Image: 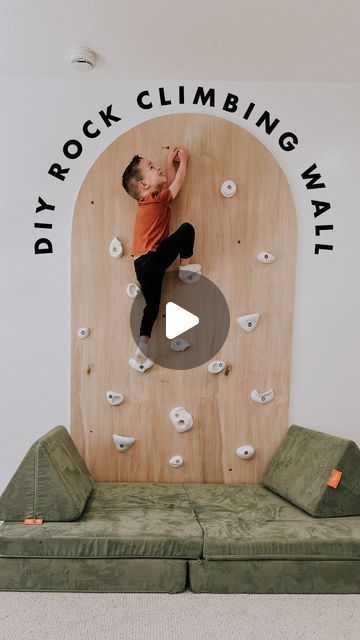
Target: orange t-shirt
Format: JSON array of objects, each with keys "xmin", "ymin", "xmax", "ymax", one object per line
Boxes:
[{"xmin": 131, "ymin": 188, "xmax": 173, "ymax": 257}]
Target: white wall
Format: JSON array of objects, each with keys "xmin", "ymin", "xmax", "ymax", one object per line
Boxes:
[{"xmin": 1, "ymin": 79, "xmax": 359, "ymax": 493}]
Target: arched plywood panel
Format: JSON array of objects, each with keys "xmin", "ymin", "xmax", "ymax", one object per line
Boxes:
[{"xmin": 71, "ymin": 113, "xmax": 297, "ymax": 483}]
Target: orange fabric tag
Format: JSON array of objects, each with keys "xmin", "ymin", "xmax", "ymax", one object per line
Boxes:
[
  {"xmin": 23, "ymin": 518, "xmax": 44, "ymax": 525},
  {"xmin": 327, "ymin": 469, "xmax": 343, "ymax": 489}
]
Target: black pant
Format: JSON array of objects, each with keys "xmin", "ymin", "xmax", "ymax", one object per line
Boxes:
[{"xmin": 134, "ymin": 222, "xmax": 195, "ymax": 338}]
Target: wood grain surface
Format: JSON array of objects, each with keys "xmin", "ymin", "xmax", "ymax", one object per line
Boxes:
[{"xmin": 71, "ymin": 113, "xmax": 297, "ymax": 483}]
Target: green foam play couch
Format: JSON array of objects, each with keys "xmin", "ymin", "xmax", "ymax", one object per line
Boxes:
[{"xmin": 0, "ymin": 424, "xmax": 359, "ymax": 593}]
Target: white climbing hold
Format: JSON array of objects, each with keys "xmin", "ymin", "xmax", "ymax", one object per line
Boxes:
[
  {"xmin": 221, "ymin": 180, "xmax": 237, "ymax": 198},
  {"xmin": 126, "ymin": 283, "xmax": 142, "ymax": 298},
  {"xmin": 170, "ymin": 338, "xmax": 190, "ymax": 351},
  {"xmin": 106, "ymin": 391, "xmax": 124, "ymax": 406},
  {"xmin": 129, "ymin": 358, "xmax": 154, "ymax": 373},
  {"xmin": 169, "ymin": 455, "xmax": 184, "ymax": 468},
  {"xmin": 178, "ymin": 264, "xmax": 202, "ymax": 284},
  {"xmin": 77, "ymin": 327, "xmax": 90, "ymax": 339},
  {"xmin": 112, "ymin": 434, "xmax": 135, "ymax": 453},
  {"xmin": 236, "ymin": 445, "xmax": 255, "ymax": 460},
  {"xmin": 251, "ymin": 388, "xmax": 274, "ymax": 404},
  {"xmin": 170, "ymin": 407, "xmax": 193, "ymax": 432},
  {"xmin": 236, "ymin": 313, "xmax": 260, "ymax": 333},
  {"xmin": 109, "ymin": 236, "xmax": 124, "ymax": 258},
  {"xmin": 208, "ymin": 360, "xmax": 226, "ymax": 374},
  {"xmin": 257, "ymin": 251, "xmax": 276, "ymax": 264}
]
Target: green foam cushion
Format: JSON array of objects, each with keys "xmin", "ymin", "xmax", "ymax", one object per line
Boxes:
[
  {"xmin": 261, "ymin": 425, "xmax": 360, "ymax": 517},
  {"xmin": 0, "ymin": 483, "xmax": 203, "ymax": 559},
  {"xmin": 0, "ymin": 426, "xmax": 93, "ymax": 522},
  {"xmin": 184, "ymin": 483, "xmax": 360, "ymax": 559}
]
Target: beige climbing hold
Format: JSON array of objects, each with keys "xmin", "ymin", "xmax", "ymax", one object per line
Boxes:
[
  {"xmin": 169, "ymin": 455, "xmax": 184, "ymax": 468},
  {"xmin": 178, "ymin": 264, "xmax": 202, "ymax": 284},
  {"xmin": 129, "ymin": 358, "xmax": 154, "ymax": 373},
  {"xmin": 77, "ymin": 327, "xmax": 90, "ymax": 339},
  {"xmin": 109, "ymin": 236, "xmax": 124, "ymax": 258},
  {"xmin": 112, "ymin": 434, "xmax": 135, "ymax": 453},
  {"xmin": 170, "ymin": 338, "xmax": 190, "ymax": 351},
  {"xmin": 251, "ymin": 388, "xmax": 274, "ymax": 404},
  {"xmin": 208, "ymin": 360, "xmax": 226, "ymax": 374},
  {"xmin": 221, "ymin": 180, "xmax": 237, "ymax": 198},
  {"xmin": 236, "ymin": 445, "xmax": 255, "ymax": 460},
  {"xmin": 257, "ymin": 251, "xmax": 276, "ymax": 264},
  {"xmin": 170, "ymin": 407, "xmax": 193, "ymax": 432},
  {"xmin": 236, "ymin": 313, "xmax": 260, "ymax": 333},
  {"xmin": 106, "ymin": 391, "xmax": 124, "ymax": 406},
  {"xmin": 126, "ymin": 283, "xmax": 142, "ymax": 298}
]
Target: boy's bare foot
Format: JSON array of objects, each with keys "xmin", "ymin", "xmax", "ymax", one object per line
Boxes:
[{"xmin": 134, "ymin": 345, "xmax": 148, "ymax": 363}]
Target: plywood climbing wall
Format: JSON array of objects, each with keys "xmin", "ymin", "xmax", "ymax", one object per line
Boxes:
[{"xmin": 71, "ymin": 113, "xmax": 297, "ymax": 483}]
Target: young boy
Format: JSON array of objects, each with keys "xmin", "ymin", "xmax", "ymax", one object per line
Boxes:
[{"xmin": 122, "ymin": 146, "xmax": 201, "ymax": 372}]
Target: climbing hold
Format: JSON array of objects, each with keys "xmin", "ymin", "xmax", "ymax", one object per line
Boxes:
[
  {"xmin": 109, "ymin": 236, "xmax": 124, "ymax": 258},
  {"xmin": 129, "ymin": 358, "xmax": 154, "ymax": 373},
  {"xmin": 106, "ymin": 391, "xmax": 124, "ymax": 406},
  {"xmin": 170, "ymin": 407, "xmax": 193, "ymax": 432},
  {"xmin": 178, "ymin": 264, "xmax": 202, "ymax": 284},
  {"xmin": 236, "ymin": 445, "xmax": 255, "ymax": 460},
  {"xmin": 170, "ymin": 338, "xmax": 190, "ymax": 351},
  {"xmin": 112, "ymin": 434, "xmax": 135, "ymax": 453},
  {"xmin": 169, "ymin": 455, "xmax": 184, "ymax": 468},
  {"xmin": 208, "ymin": 360, "xmax": 226, "ymax": 374},
  {"xmin": 257, "ymin": 251, "xmax": 276, "ymax": 264},
  {"xmin": 236, "ymin": 313, "xmax": 260, "ymax": 333},
  {"xmin": 126, "ymin": 283, "xmax": 143, "ymax": 298},
  {"xmin": 251, "ymin": 388, "xmax": 274, "ymax": 404},
  {"xmin": 77, "ymin": 327, "xmax": 90, "ymax": 339},
  {"xmin": 221, "ymin": 180, "xmax": 237, "ymax": 198}
]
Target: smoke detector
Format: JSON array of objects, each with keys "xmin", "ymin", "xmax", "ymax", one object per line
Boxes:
[{"xmin": 68, "ymin": 47, "xmax": 97, "ymax": 72}]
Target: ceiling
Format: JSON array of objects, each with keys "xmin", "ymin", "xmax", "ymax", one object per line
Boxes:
[{"xmin": 0, "ymin": 0, "xmax": 359, "ymax": 81}]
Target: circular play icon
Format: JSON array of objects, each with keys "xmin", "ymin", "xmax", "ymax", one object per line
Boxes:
[{"xmin": 129, "ymin": 269, "xmax": 230, "ymax": 370}]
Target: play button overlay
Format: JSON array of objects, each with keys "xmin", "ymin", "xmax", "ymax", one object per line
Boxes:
[
  {"xmin": 166, "ymin": 302, "xmax": 199, "ymax": 339},
  {"xmin": 130, "ymin": 269, "xmax": 230, "ymax": 370}
]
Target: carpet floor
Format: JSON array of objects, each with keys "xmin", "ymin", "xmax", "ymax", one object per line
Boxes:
[{"xmin": 1, "ymin": 591, "xmax": 360, "ymax": 640}]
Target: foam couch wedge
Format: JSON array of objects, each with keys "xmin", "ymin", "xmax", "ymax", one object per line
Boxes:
[
  {"xmin": 261, "ymin": 424, "xmax": 360, "ymax": 517},
  {"xmin": 0, "ymin": 426, "xmax": 93, "ymax": 521}
]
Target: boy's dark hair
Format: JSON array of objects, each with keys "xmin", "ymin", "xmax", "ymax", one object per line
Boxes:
[{"xmin": 122, "ymin": 155, "xmax": 143, "ymax": 200}]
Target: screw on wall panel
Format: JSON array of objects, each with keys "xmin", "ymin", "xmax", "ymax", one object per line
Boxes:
[
  {"xmin": 238, "ymin": 240, "xmax": 241, "ymax": 243},
  {"xmin": 91, "ymin": 201, "xmax": 94, "ymax": 204}
]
